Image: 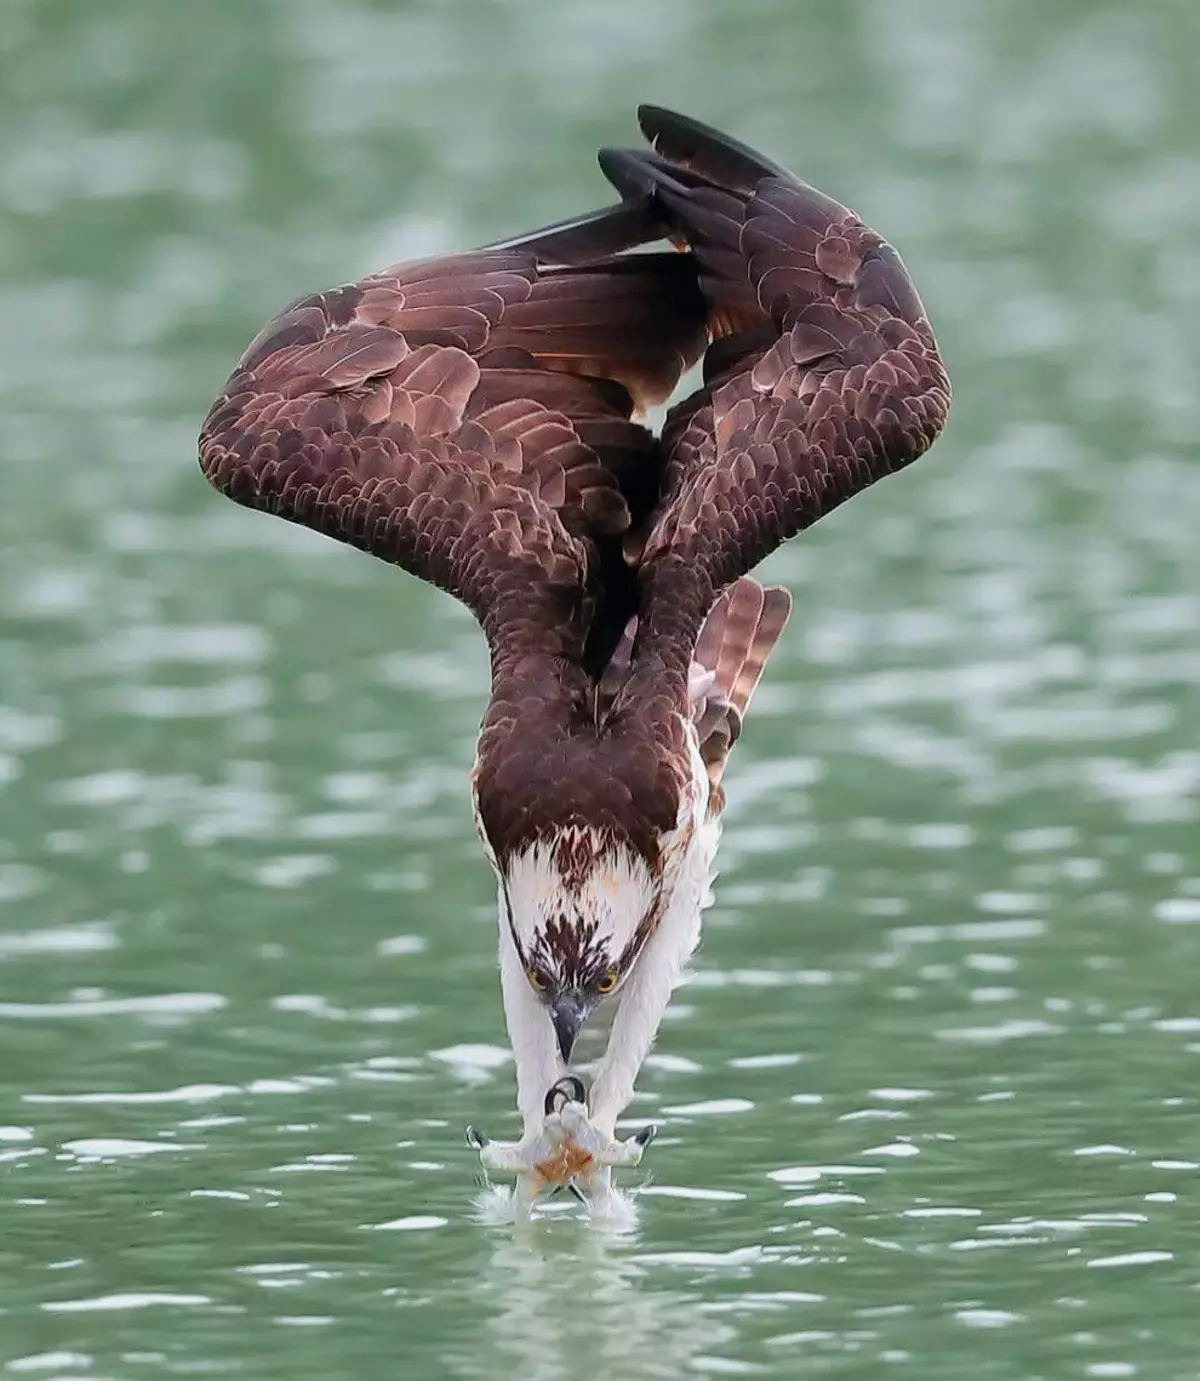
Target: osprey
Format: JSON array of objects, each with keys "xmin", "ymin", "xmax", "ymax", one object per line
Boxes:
[{"xmin": 199, "ymin": 107, "xmax": 950, "ymax": 1211}]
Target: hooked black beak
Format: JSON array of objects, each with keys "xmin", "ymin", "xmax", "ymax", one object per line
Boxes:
[{"xmin": 550, "ymin": 995, "xmax": 589, "ymax": 1062}]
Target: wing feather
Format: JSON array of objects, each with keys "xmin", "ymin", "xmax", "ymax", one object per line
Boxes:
[
  {"xmin": 198, "ymin": 114, "xmax": 950, "ymax": 863},
  {"xmin": 597, "ymin": 106, "xmax": 951, "ymax": 665},
  {"xmin": 199, "ymin": 213, "xmax": 708, "ymax": 669}
]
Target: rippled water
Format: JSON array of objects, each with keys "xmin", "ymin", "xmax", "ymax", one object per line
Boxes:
[{"xmin": 3, "ymin": 1, "xmax": 1200, "ymax": 1376}]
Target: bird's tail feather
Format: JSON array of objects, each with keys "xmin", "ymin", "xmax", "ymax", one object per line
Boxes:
[{"xmin": 689, "ymin": 578, "xmax": 792, "ymax": 809}]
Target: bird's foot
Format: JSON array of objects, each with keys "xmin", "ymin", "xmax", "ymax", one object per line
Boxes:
[
  {"xmin": 464, "ymin": 1119, "xmax": 563, "ymax": 1177},
  {"xmin": 464, "ymin": 1076, "xmax": 587, "ymax": 1178},
  {"xmin": 466, "ymin": 1076, "xmax": 656, "ymax": 1206}
]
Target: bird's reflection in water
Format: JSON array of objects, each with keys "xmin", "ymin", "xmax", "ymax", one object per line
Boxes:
[{"xmin": 475, "ymin": 1205, "xmax": 731, "ymax": 1381}]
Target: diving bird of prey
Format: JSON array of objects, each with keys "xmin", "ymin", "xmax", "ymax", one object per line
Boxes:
[{"xmin": 199, "ymin": 107, "xmax": 950, "ymax": 1212}]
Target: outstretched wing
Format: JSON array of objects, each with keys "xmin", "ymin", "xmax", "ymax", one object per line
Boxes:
[
  {"xmin": 599, "ymin": 107, "xmax": 951, "ymax": 647},
  {"xmin": 199, "ymin": 205, "xmax": 707, "ymax": 662}
]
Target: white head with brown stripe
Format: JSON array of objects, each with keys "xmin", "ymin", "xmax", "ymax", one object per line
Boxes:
[{"xmin": 501, "ymin": 826, "xmax": 664, "ymax": 1062}]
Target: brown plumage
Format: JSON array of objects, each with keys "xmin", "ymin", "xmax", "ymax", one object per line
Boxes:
[{"xmin": 198, "ymin": 108, "xmax": 950, "ymax": 873}]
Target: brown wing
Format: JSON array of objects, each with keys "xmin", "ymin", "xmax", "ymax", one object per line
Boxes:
[
  {"xmin": 199, "ymin": 205, "xmax": 707, "ymax": 669},
  {"xmin": 598, "ymin": 107, "xmax": 951, "ymax": 673}
]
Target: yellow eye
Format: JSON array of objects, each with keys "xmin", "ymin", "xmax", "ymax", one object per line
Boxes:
[
  {"xmin": 527, "ymin": 967, "xmax": 547, "ymax": 992},
  {"xmin": 595, "ymin": 970, "xmax": 619, "ymax": 995}
]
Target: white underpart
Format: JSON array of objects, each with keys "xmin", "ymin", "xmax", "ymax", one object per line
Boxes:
[
  {"xmin": 495, "ymin": 897, "xmax": 566, "ymax": 1137},
  {"xmin": 474, "ymin": 794, "xmax": 561, "ymax": 1138},
  {"xmin": 688, "ymin": 663, "xmax": 716, "ymax": 703}
]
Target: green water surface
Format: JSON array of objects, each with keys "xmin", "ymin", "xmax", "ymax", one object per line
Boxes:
[{"xmin": 2, "ymin": 2, "xmax": 1199, "ymax": 1377}]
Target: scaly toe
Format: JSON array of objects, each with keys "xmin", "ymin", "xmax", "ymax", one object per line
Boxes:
[
  {"xmin": 595, "ymin": 1123, "xmax": 657, "ymax": 1168},
  {"xmin": 469, "ymin": 1112, "xmax": 570, "ymax": 1176}
]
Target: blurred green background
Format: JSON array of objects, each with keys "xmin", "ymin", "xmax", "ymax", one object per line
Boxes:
[{"xmin": 2, "ymin": 1, "xmax": 1199, "ymax": 1377}]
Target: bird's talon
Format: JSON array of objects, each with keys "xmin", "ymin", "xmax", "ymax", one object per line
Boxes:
[
  {"xmin": 465, "ymin": 1125, "xmax": 489, "ymax": 1150},
  {"xmin": 543, "ymin": 1074, "xmax": 587, "ymax": 1117},
  {"xmin": 633, "ymin": 1123, "xmax": 657, "ymax": 1149}
]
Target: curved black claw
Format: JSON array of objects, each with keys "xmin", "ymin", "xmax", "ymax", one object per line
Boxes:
[
  {"xmin": 543, "ymin": 1074, "xmax": 587, "ymax": 1117},
  {"xmin": 632, "ymin": 1123, "xmax": 658, "ymax": 1149},
  {"xmin": 465, "ymin": 1125, "xmax": 489, "ymax": 1150}
]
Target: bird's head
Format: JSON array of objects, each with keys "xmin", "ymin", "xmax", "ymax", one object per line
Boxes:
[{"xmin": 501, "ymin": 829, "xmax": 660, "ymax": 1061}]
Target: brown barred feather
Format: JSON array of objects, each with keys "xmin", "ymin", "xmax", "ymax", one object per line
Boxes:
[
  {"xmin": 690, "ymin": 578, "xmax": 792, "ymax": 806},
  {"xmin": 730, "ymin": 585, "xmax": 792, "ymax": 717}
]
